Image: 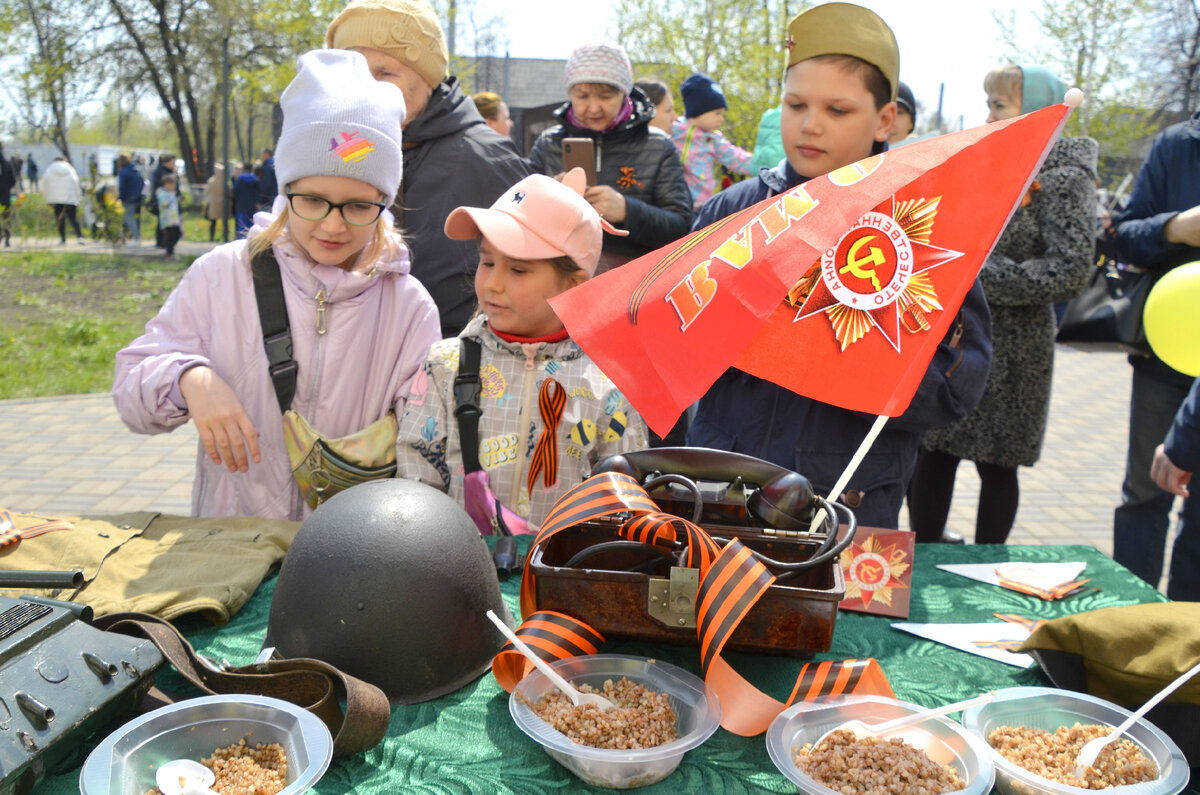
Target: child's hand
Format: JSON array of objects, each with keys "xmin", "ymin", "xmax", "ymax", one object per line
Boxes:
[
  {"xmin": 584, "ymin": 185, "xmax": 627, "ymax": 223},
  {"xmin": 179, "ymin": 365, "xmax": 262, "ymax": 473}
]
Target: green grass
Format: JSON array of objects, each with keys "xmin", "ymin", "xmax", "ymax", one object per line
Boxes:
[
  {"xmin": 0, "ymin": 251, "xmax": 190, "ymax": 398},
  {"xmin": 9, "ymin": 189, "xmax": 215, "ymax": 245}
]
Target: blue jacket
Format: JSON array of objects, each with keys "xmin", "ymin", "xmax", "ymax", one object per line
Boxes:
[
  {"xmin": 117, "ymin": 163, "xmax": 144, "ymax": 205},
  {"xmin": 258, "ymin": 157, "xmax": 277, "ymax": 207},
  {"xmin": 1114, "ymin": 112, "xmax": 1200, "ymax": 388},
  {"xmin": 686, "ymin": 160, "xmax": 993, "ymax": 528},
  {"xmin": 231, "ymin": 172, "xmax": 259, "ymax": 215},
  {"xmin": 1165, "ymin": 376, "xmax": 1200, "ymax": 474}
]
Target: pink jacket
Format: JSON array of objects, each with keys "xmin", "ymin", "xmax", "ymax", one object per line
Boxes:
[{"xmin": 113, "ymin": 212, "xmax": 441, "ymax": 520}]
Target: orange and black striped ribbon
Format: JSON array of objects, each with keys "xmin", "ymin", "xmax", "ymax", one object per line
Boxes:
[
  {"xmin": 993, "ymin": 613, "xmax": 1049, "ymax": 634},
  {"xmin": 492, "ymin": 610, "xmax": 605, "ymax": 692},
  {"xmin": 619, "ymin": 512, "xmax": 721, "ymax": 571},
  {"xmin": 696, "ymin": 539, "xmax": 774, "ymax": 675},
  {"xmin": 0, "ymin": 511, "xmax": 73, "ymax": 551},
  {"xmin": 995, "ymin": 575, "xmax": 1092, "ymax": 601},
  {"xmin": 525, "ymin": 378, "xmax": 566, "ymax": 495},
  {"xmin": 521, "ymin": 472, "xmax": 661, "ymax": 616},
  {"xmin": 506, "ymin": 473, "xmax": 894, "ymax": 735},
  {"xmin": 783, "ymin": 659, "xmax": 894, "ymax": 704}
]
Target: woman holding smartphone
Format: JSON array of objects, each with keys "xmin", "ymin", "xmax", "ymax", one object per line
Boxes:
[{"xmin": 528, "ymin": 40, "xmax": 692, "ymax": 273}]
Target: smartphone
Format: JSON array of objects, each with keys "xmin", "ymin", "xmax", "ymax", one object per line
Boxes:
[{"xmin": 562, "ymin": 138, "xmax": 597, "ymax": 187}]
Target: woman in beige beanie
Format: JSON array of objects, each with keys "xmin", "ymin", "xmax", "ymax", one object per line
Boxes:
[{"xmin": 324, "ymin": 0, "xmax": 531, "ymax": 339}]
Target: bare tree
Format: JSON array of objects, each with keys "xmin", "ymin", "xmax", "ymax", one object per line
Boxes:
[
  {"xmin": 995, "ymin": 0, "xmax": 1158, "ymax": 160},
  {"xmin": 1144, "ymin": 0, "xmax": 1200, "ymax": 114},
  {"xmin": 0, "ymin": 0, "xmax": 111, "ymax": 159},
  {"xmin": 614, "ymin": 0, "xmax": 799, "ymax": 149}
]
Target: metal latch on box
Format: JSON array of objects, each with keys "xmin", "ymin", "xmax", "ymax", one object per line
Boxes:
[{"xmin": 647, "ymin": 566, "xmax": 698, "ymax": 628}]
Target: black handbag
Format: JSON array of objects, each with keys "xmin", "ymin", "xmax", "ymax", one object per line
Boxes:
[{"xmin": 1055, "ymin": 256, "xmax": 1154, "ymax": 355}]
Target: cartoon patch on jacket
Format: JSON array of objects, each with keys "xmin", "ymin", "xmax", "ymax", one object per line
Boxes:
[
  {"xmin": 481, "ymin": 432, "xmax": 520, "ymax": 470},
  {"xmin": 412, "ymin": 437, "xmax": 449, "ymax": 489},
  {"xmin": 604, "ymin": 410, "xmax": 628, "ymax": 442},
  {"xmin": 568, "ymin": 418, "xmax": 597, "ymax": 450},
  {"xmin": 481, "ymin": 364, "xmax": 505, "ymax": 398}
]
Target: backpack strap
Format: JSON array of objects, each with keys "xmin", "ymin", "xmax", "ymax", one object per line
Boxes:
[
  {"xmin": 454, "ymin": 338, "xmax": 483, "ymax": 474},
  {"xmin": 250, "ymin": 246, "xmax": 297, "ymax": 412}
]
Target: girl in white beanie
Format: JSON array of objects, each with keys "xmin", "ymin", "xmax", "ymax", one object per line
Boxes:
[{"xmin": 113, "ymin": 49, "xmax": 441, "ymax": 521}]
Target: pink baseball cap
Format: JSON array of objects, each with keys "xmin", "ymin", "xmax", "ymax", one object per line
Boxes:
[{"xmin": 444, "ymin": 168, "xmax": 626, "ymax": 276}]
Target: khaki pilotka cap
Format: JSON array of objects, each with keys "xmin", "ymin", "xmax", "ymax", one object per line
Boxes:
[{"xmin": 785, "ymin": 2, "xmax": 900, "ymax": 102}]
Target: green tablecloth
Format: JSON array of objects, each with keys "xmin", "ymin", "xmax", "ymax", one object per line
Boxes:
[{"xmin": 41, "ymin": 543, "xmax": 1180, "ymax": 794}]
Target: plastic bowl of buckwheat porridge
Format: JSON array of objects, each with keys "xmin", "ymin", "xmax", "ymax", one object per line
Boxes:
[
  {"xmin": 79, "ymin": 694, "xmax": 333, "ymax": 795},
  {"xmin": 961, "ymin": 687, "xmax": 1189, "ymax": 795},
  {"xmin": 509, "ymin": 654, "xmax": 720, "ymax": 789},
  {"xmin": 765, "ymin": 693, "xmax": 996, "ymax": 794}
]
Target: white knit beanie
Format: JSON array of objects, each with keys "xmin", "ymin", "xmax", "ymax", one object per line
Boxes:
[
  {"xmin": 564, "ymin": 41, "xmax": 634, "ymax": 95},
  {"xmin": 275, "ymin": 49, "xmax": 406, "ymax": 201}
]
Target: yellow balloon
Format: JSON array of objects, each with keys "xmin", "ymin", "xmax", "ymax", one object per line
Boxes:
[{"xmin": 1144, "ymin": 261, "xmax": 1200, "ymax": 377}]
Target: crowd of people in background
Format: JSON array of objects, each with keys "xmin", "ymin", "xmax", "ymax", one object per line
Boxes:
[{"xmin": 0, "ymin": 0, "xmax": 1191, "ymax": 595}]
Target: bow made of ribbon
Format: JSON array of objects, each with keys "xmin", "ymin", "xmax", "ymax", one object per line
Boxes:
[{"xmin": 525, "ymin": 378, "xmax": 565, "ymax": 495}]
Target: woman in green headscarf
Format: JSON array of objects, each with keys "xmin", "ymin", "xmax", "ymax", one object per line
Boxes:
[{"xmin": 909, "ymin": 64, "xmax": 1099, "ymax": 544}]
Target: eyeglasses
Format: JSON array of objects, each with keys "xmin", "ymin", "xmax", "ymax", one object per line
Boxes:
[{"xmin": 286, "ymin": 193, "xmax": 387, "ymax": 226}]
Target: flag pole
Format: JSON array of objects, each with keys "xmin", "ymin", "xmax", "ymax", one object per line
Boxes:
[{"xmin": 809, "ymin": 414, "xmax": 890, "ymax": 533}]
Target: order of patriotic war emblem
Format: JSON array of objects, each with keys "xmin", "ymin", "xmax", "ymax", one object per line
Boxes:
[
  {"xmin": 788, "ymin": 196, "xmax": 964, "ymax": 352},
  {"xmin": 823, "ymin": 212, "xmax": 911, "ymax": 309}
]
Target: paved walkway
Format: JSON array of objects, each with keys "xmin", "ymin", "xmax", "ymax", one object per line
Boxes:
[
  {"xmin": 0, "ymin": 346, "xmax": 1171, "ymax": 572},
  {"xmin": 1, "ymin": 234, "xmax": 220, "ymax": 259}
]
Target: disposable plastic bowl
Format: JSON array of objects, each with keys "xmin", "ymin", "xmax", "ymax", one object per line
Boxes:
[
  {"xmin": 961, "ymin": 686, "xmax": 1190, "ymax": 795},
  {"xmin": 79, "ymin": 694, "xmax": 333, "ymax": 795},
  {"xmin": 509, "ymin": 654, "xmax": 721, "ymax": 789},
  {"xmin": 765, "ymin": 693, "xmax": 996, "ymax": 794}
]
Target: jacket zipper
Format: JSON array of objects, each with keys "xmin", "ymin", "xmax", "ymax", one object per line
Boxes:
[
  {"xmin": 508, "ymin": 343, "xmax": 540, "ymax": 508},
  {"xmin": 289, "ymin": 284, "xmax": 329, "ymax": 519},
  {"xmin": 314, "ymin": 288, "xmax": 328, "ymax": 336},
  {"xmin": 309, "ymin": 285, "xmax": 329, "ymax": 404}
]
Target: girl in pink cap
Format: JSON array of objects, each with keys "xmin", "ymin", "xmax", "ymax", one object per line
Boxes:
[{"xmin": 396, "ymin": 168, "xmax": 649, "ymax": 532}]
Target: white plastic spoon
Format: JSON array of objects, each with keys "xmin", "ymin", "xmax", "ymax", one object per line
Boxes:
[
  {"xmin": 811, "ymin": 692, "xmax": 996, "ymax": 751},
  {"xmin": 155, "ymin": 758, "xmax": 218, "ymax": 795},
  {"xmin": 1073, "ymin": 658, "xmax": 1200, "ymax": 777},
  {"xmin": 485, "ymin": 609, "xmax": 614, "ymax": 711}
]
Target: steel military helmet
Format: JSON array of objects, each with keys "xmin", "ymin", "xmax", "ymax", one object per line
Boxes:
[{"xmin": 264, "ymin": 479, "xmax": 514, "ymax": 703}]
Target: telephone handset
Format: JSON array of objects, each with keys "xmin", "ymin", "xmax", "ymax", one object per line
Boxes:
[
  {"xmin": 591, "ymin": 447, "xmax": 817, "ymax": 531},
  {"xmin": 589, "ymin": 447, "xmax": 857, "ymax": 575}
]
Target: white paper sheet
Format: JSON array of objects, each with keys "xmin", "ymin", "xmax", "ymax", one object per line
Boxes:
[
  {"xmin": 890, "ymin": 621, "xmax": 1034, "ymax": 668},
  {"xmin": 937, "ymin": 562, "xmax": 1086, "ymax": 592}
]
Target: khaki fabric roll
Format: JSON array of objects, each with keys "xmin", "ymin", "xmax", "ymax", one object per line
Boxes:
[
  {"xmin": 1019, "ymin": 602, "xmax": 1200, "ymax": 707},
  {"xmin": 0, "ymin": 511, "xmax": 299, "ymax": 623}
]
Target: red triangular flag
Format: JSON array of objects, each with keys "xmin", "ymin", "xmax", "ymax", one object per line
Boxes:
[{"xmin": 550, "ymin": 103, "xmax": 1072, "ymax": 437}]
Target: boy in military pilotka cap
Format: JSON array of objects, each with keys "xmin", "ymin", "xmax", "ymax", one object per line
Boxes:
[{"xmin": 686, "ymin": 2, "xmax": 993, "ymax": 530}]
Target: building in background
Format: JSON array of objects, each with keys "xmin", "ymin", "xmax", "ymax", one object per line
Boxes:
[{"xmin": 457, "ymin": 55, "xmax": 567, "ymax": 155}]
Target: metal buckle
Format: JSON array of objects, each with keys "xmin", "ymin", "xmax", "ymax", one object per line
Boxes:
[
  {"xmin": 647, "ymin": 567, "xmax": 698, "ymax": 628},
  {"xmin": 251, "ymin": 646, "xmax": 278, "ymax": 671},
  {"xmin": 195, "ymin": 653, "xmax": 229, "ymax": 673}
]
